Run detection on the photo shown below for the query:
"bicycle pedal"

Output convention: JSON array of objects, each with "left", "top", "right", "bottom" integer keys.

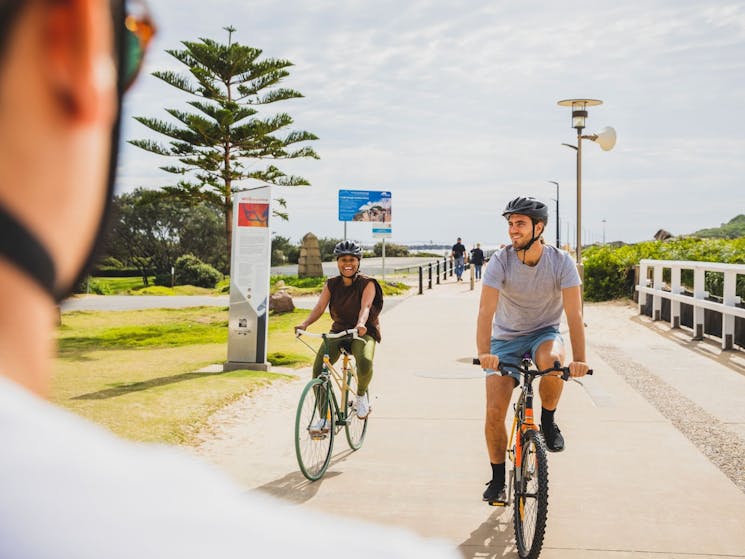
[
  {"left": 487, "top": 500, "right": 507, "bottom": 507},
  {"left": 309, "top": 433, "right": 328, "bottom": 440}
]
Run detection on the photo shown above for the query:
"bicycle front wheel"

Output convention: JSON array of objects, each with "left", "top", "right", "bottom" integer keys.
[
  {"left": 295, "top": 378, "right": 335, "bottom": 481},
  {"left": 513, "top": 429, "right": 549, "bottom": 559},
  {"left": 343, "top": 369, "right": 368, "bottom": 450}
]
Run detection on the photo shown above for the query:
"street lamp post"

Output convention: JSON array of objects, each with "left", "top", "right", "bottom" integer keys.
[
  {"left": 548, "top": 180, "right": 560, "bottom": 248},
  {"left": 602, "top": 218, "right": 607, "bottom": 245},
  {"left": 557, "top": 98, "right": 616, "bottom": 277}
]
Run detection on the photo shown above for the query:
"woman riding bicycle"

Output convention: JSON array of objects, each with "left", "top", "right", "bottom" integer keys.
[{"left": 295, "top": 240, "right": 383, "bottom": 424}]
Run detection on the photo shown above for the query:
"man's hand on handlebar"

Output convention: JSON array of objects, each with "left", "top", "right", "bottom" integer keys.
[
  {"left": 478, "top": 353, "right": 500, "bottom": 370},
  {"left": 356, "top": 323, "right": 367, "bottom": 337},
  {"left": 567, "top": 361, "right": 590, "bottom": 377}
]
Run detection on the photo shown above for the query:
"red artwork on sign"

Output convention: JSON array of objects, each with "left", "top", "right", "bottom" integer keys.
[{"left": 237, "top": 202, "right": 269, "bottom": 227}]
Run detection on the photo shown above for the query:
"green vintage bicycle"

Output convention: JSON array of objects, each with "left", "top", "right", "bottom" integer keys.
[{"left": 294, "top": 329, "right": 369, "bottom": 481}]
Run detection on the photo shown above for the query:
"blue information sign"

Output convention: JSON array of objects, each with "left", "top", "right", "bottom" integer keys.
[{"left": 338, "top": 190, "right": 392, "bottom": 223}]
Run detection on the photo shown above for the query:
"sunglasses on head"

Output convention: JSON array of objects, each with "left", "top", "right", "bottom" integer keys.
[{"left": 115, "top": 0, "right": 156, "bottom": 91}]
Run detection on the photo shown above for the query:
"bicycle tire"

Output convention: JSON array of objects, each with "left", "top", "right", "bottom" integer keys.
[
  {"left": 295, "top": 378, "right": 335, "bottom": 481},
  {"left": 513, "top": 429, "right": 549, "bottom": 559},
  {"left": 343, "top": 368, "right": 368, "bottom": 450}
]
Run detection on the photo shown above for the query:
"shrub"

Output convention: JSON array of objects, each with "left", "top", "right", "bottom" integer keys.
[
  {"left": 271, "top": 236, "right": 300, "bottom": 264},
  {"left": 88, "top": 278, "right": 112, "bottom": 295},
  {"left": 583, "top": 246, "right": 635, "bottom": 301},
  {"left": 373, "top": 242, "right": 409, "bottom": 257},
  {"left": 582, "top": 237, "right": 745, "bottom": 301},
  {"left": 271, "top": 249, "right": 287, "bottom": 266},
  {"left": 174, "top": 254, "right": 222, "bottom": 288}
]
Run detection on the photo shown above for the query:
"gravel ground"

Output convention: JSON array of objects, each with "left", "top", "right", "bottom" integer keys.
[{"left": 598, "top": 343, "right": 745, "bottom": 494}]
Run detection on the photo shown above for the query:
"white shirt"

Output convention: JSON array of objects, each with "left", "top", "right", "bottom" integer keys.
[{"left": 0, "top": 377, "right": 458, "bottom": 559}]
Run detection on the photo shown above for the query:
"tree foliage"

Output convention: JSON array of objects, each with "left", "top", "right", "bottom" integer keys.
[
  {"left": 271, "top": 235, "right": 299, "bottom": 265},
  {"left": 129, "top": 27, "right": 319, "bottom": 261},
  {"left": 692, "top": 214, "right": 745, "bottom": 239},
  {"left": 102, "top": 189, "right": 226, "bottom": 283}
]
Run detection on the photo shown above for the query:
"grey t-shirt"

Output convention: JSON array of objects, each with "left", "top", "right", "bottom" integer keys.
[{"left": 482, "top": 244, "right": 581, "bottom": 340}]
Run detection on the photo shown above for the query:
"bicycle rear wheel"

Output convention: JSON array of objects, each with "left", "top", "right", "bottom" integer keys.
[
  {"left": 513, "top": 429, "right": 549, "bottom": 559},
  {"left": 343, "top": 368, "right": 368, "bottom": 450},
  {"left": 295, "top": 378, "right": 335, "bottom": 481}
]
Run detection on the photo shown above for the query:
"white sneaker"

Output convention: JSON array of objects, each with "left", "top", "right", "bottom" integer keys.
[
  {"left": 309, "top": 418, "right": 330, "bottom": 434},
  {"left": 355, "top": 393, "right": 370, "bottom": 419}
]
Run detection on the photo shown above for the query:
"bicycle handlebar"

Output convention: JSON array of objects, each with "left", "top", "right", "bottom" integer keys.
[
  {"left": 295, "top": 328, "right": 360, "bottom": 340},
  {"left": 472, "top": 358, "right": 593, "bottom": 381}
]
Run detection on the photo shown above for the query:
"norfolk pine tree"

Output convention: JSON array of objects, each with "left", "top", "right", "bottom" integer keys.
[{"left": 129, "top": 27, "right": 318, "bottom": 261}]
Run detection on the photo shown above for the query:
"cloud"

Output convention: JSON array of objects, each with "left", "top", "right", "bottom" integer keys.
[{"left": 119, "top": 0, "right": 745, "bottom": 245}]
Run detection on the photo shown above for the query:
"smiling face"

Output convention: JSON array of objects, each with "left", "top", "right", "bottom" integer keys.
[
  {"left": 507, "top": 213, "right": 544, "bottom": 250},
  {"left": 337, "top": 255, "right": 360, "bottom": 278}
]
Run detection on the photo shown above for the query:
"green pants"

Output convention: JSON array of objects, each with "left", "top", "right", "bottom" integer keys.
[{"left": 312, "top": 334, "right": 376, "bottom": 395}]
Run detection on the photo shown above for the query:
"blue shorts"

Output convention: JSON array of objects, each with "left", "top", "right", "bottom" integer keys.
[{"left": 485, "top": 326, "right": 563, "bottom": 384}]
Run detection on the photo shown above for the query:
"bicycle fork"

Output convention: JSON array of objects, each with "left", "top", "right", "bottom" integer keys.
[{"left": 508, "top": 390, "right": 538, "bottom": 507}]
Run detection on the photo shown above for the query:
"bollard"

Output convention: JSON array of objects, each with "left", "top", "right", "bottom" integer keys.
[
  {"left": 436, "top": 261, "right": 440, "bottom": 285},
  {"left": 443, "top": 258, "right": 448, "bottom": 281},
  {"left": 418, "top": 266, "right": 423, "bottom": 295},
  {"left": 428, "top": 263, "right": 433, "bottom": 289}
]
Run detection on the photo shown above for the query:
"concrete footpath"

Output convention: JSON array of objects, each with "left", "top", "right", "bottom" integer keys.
[{"left": 194, "top": 280, "right": 745, "bottom": 559}]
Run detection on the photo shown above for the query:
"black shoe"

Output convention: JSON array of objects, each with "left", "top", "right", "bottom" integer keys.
[
  {"left": 482, "top": 480, "right": 507, "bottom": 506},
  {"left": 541, "top": 422, "right": 565, "bottom": 452}
]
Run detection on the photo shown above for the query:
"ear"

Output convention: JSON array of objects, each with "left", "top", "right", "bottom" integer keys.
[{"left": 43, "top": 0, "right": 116, "bottom": 123}]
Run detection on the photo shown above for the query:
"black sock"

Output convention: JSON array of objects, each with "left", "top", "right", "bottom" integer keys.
[
  {"left": 541, "top": 407, "right": 556, "bottom": 426},
  {"left": 491, "top": 462, "right": 505, "bottom": 486}
]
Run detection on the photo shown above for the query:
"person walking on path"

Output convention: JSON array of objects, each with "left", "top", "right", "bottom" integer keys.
[
  {"left": 470, "top": 243, "right": 485, "bottom": 280},
  {"left": 295, "top": 240, "right": 383, "bottom": 427},
  {"left": 451, "top": 237, "right": 467, "bottom": 282},
  {"left": 475, "top": 197, "right": 591, "bottom": 505},
  {"left": 0, "top": 3, "right": 457, "bottom": 557}
]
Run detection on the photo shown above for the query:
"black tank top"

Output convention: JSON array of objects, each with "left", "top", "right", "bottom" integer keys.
[{"left": 327, "top": 274, "right": 383, "bottom": 342}]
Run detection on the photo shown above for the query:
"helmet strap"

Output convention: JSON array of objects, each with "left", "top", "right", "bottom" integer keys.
[
  {"left": 0, "top": 205, "right": 57, "bottom": 300},
  {"left": 516, "top": 221, "right": 541, "bottom": 263}
]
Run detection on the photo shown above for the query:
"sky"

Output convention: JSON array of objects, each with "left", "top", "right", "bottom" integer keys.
[{"left": 117, "top": 0, "right": 745, "bottom": 248}]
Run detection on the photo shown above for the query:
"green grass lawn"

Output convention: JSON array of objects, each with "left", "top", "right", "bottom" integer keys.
[{"left": 54, "top": 307, "right": 331, "bottom": 444}]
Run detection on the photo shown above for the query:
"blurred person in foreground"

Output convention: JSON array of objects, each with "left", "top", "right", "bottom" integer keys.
[{"left": 0, "top": 1, "right": 458, "bottom": 557}]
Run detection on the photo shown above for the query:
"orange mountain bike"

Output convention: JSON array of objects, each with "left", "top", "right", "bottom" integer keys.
[{"left": 474, "top": 355, "right": 593, "bottom": 559}]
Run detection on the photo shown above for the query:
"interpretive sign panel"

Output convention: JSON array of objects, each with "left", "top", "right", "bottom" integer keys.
[
  {"left": 338, "top": 190, "right": 392, "bottom": 223},
  {"left": 227, "top": 186, "right": 271, "bottom": 369}
]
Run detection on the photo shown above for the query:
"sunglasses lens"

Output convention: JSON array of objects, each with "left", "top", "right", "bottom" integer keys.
[
  {"left": 123, "top": 26, "right": 143, "bottom": 89},
  {"left": 121, "top": 3, "right": 155, "bottom": 91}
]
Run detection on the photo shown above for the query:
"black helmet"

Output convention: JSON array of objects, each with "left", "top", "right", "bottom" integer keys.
[
  {"left": 502, "top": 197, "right": 549, "bottom": 224},
  {"left": 333, "top": 240, "right": 363, "bottom": 259}
]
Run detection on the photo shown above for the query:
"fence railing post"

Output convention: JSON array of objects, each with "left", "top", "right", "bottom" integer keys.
[
  {"left": 693, "top": 266, "right": 705, "bottom": 340},
  {"left": 418, "top": 266, "right": 423, "bottom": 295},
  {"left": 652, "top": 264, "right": 663, "bottom": 321},
  {"left": 428, "top": 263, "right": 432, "bottom": 290},
  {"left": 670, "top": 265, "right": 681, "bottom": 329},
  {"left": 436, "top": 261, "right": 440, "bottom": 285},
  {"left": 723, "top": 270, "right": 737, "bottom": 349}
]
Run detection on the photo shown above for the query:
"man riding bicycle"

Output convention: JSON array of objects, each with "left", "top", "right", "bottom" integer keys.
[
  {"left": 476, "top": 196, "right": 590, "bottom": 505},
  {"left": 295, "top": 241, "right": 383, "bottom": 431}
]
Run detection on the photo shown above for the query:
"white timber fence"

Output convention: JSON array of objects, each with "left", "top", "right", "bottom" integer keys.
[{"left": 636, "top": 259, "right": 745, "bottom": 350}]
